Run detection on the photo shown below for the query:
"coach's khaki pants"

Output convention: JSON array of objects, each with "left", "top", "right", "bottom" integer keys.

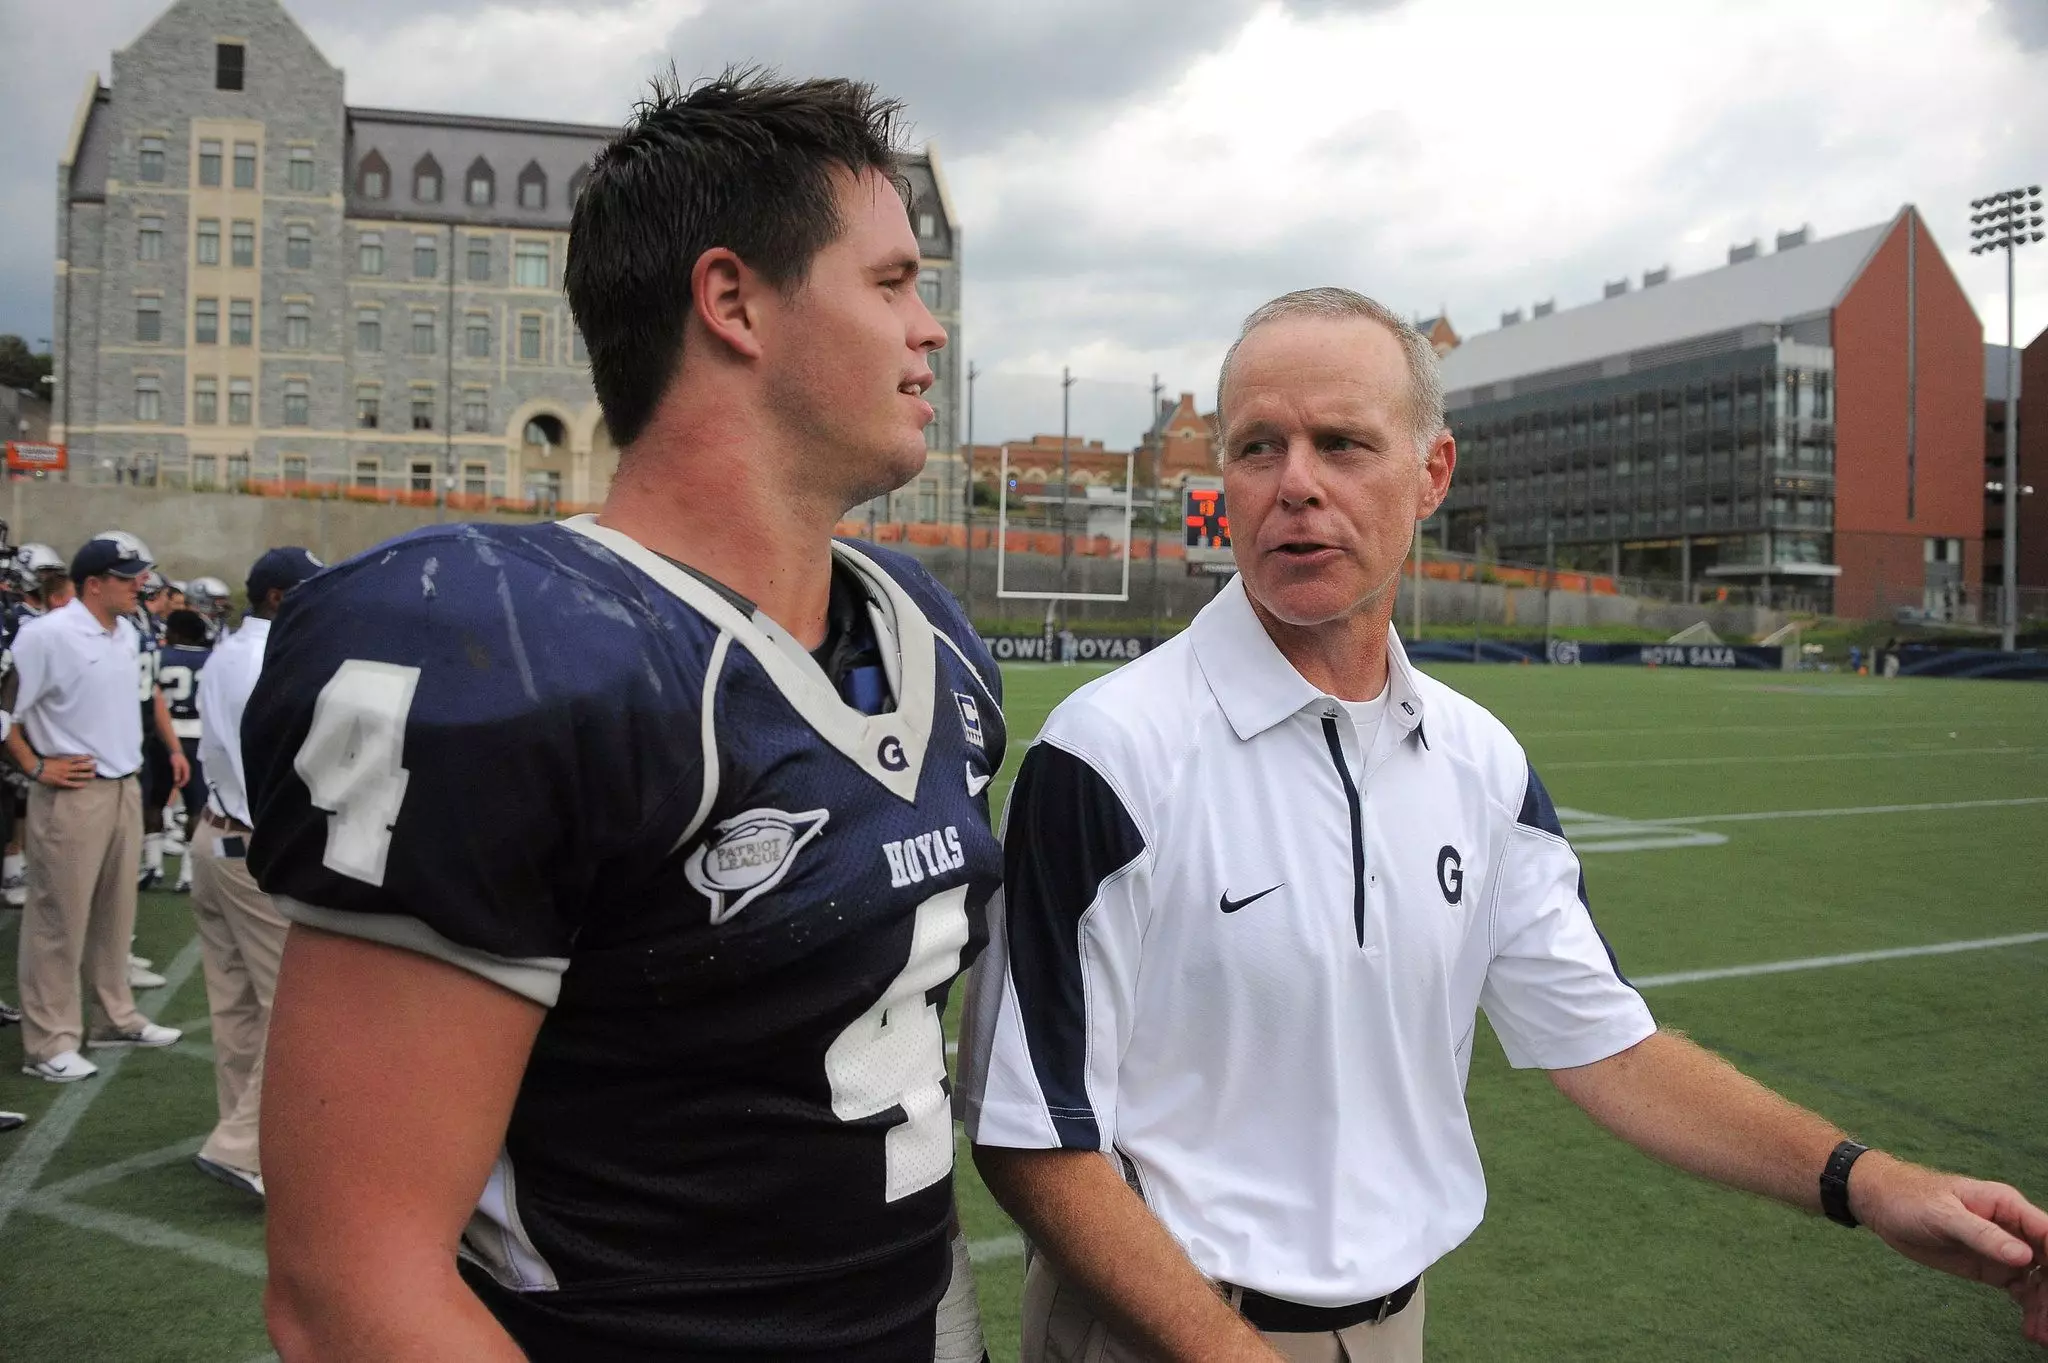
[
  {"left": 1022, "top": 1254, "right": 1425, "bottom": 1363},
  {"left": 17, "top": 777, "right": 148, "bottom": 1063},
  {"left": 188, "top": 819, "right": 289, "bottom": 1175}
]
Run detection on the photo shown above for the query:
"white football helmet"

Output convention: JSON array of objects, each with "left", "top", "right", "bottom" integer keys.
[{"left": 188, "top": 575, "right": 233, "bottom": 620}]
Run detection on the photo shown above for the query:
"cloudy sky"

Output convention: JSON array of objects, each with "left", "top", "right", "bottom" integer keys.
[{"left": 3, "top": 0, "right": 2047, "bottom": 446}]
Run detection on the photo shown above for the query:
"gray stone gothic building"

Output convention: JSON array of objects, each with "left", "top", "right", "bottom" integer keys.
[{"left": 52, "top": 0, "right": 965, "bottom": 514}]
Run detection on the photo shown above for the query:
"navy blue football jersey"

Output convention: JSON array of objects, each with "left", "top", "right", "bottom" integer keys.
[
  {"left": 157, "top": 644, "right": 210, "bottom": 736},
  {"left": 243, "top": 517, "right": 1007, "bottom": 1362}
]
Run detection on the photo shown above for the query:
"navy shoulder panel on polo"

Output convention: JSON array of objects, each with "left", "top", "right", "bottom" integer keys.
[
  {"left": 1517, "top": 764, "right": 1631, "bottom": 985},
  {"left": 1001, "top": 740, "right": 1147, "bottom": 1149}
]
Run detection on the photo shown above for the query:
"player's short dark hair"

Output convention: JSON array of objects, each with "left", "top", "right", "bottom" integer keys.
[
  {"left": 566, "top": 67, "right": 907, "bottom": 449},
  {"left": 165, "top": 609, "right": 209, "bottom": 646}
]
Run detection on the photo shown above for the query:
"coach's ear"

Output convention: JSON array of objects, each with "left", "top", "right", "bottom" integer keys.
[
  {"left": 691, "top": 246, "right": 766, "bottom": 362},
  {"left": 1419, "top": 428, "right": 1456, "bottom": 520}
]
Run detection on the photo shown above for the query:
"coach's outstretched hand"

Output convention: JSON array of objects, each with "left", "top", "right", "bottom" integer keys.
[{"left": 1849, "top": 1153, "right": 2048, "bottom": 1345}]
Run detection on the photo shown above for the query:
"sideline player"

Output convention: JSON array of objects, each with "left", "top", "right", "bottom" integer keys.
[
  {"left": 155, "top": 609, "right": 212, "bottom": 893},
  {"left": 247, "top": 71, "right": 1002, "bottom": 1361}
]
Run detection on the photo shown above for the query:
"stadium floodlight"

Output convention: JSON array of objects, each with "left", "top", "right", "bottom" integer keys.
[{"left": 1971, "top": 184, "right": 2043, "bottom": 651}]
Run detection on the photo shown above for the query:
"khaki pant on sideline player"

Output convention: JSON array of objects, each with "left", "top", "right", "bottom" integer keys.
[
  {"left": 17, "top": 777, "right": 148, "bottom": 1062},
  {"left": 188, "top": 817, "right": 290, "bottom": 1175},
  {"left": 1020, "top": 1253, "right": 1425, "bottom": 1363}
]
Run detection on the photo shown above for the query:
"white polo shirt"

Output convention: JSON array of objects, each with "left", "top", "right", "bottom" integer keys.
[
  {"left": 9, "top": 599, "right": 147, "bottom": 778},
  {"left": 959, "top": 575, "right": 1655, "bottom": 1308},
  {"left": 196, "top": 615, "right": 269, "bottom": 827}
]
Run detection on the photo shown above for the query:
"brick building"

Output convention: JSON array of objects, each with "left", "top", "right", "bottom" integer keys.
[
  {"left": 52, "top": 0, "right": 964, "bottom": 515},
  {"left": 1437, "top": 210, "right": 1984, "bottom": 618}
]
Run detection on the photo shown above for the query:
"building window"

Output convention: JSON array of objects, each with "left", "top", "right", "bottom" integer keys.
[
  {"left": 411, "top": 391, "right": 434, "bottom": 431},
  {"left": 137, "top": 215, "right": 163, "bottom": 261},
  {"left": 466, "top": 238, "right": 490, "bottom": 281},
  {"left": 356, "top": 307, "right": 380, "bottom": 352},
  {"left": 354, "top": 459, "right": 379, "bottom": 490},
  {"left": 358, "top": 231, "right": 383, "bottom": 275},
  {"left": 135, "top": 297, "right": 162, "bottom": 343},
  {"left": 518, "top": 314, "right": 542, "bottom": 362},
  {"left": 414, "top": 240, "right": 437, "bottom": 279},
  {"left": 194, "top": 377, "right": 218, "bottom": 424},
  {"left": 216, "top": 42, "right": 245, "bottom": 91},
  {"left": 286, "top": 222, "right": 312, "bottom": 268},
  {"left": 195, "top": 298, "right": 218, "bottom": 345},
  {"left": 414, "top": 154, "right": 442, "bottom": 203},
  {"left": 570, "top": 327, "right": 587, "bottom": 364},
  {"left": 463, "top": 462, "right": 488, "bottom": 497},
  {"left": 226, "top": 453, "right": 249, "bottom": 485},
  {"left": 358, "top": 150, "right": 388, "bottom": 200},
  {"left": 227, "top": 377, "right": 252, "bottom": 425},
  {"left": 139, "top": 135, "right": 165, "bottom": 182},
  {"left": 134, "top": 376, "right": 162, "bottom": 422},
  {"left": 283, "top": 378, "right": 310, "bottom": 426},
  {"left": 514, "top": 241, "right": 548, "bottom": 288},
  {"left": 409, "top": 462, "right": 434, "bottom": 494},
  {"left": 517, "top": 160, "right": 546, "bottom": 210},
  {"left": 411, "top": 310, "right": 436, "bottom": 355},
  {"left": 917, "top": 275, "right": 940, "bottom": 309},
  {"left": 288, "top": 147, "right": 314, "bottom": 192},
  {"left": 229, "top": 299, "right": 252, "bottom": 346},
  {"left": 233, "top": 142, "right": 257, "bottom": 189},
  {"left": 197, "top": 139, "right": 221, "bottom": 186},
  {"left": 231, "top": 220, "right": 255, "bottom": 268},
  {"left": 285, "top": 300, "right": 310, "bottom": 349},
  {"left": 192, "top": 454, "right": 219, "bottom": 489},
  {"left": 465, "top": 315, "right": 490, "bottom": 358},
  {"left": 917, "top": 211, "right": 936, "bottom": 239},
  {"left": 466, "top": 157, "right": 494, "bottom": 206},
  {"left": 356, "top": 386, "right": 380, "bottom": 429},
  {"left": 462, "top": 390, "right": 489, "bottom": 432},
  {"left": 283, "top": 455, "right": 308, "bottom": 484},
  {"left": 197, "top": 218, "right": 220, "bottom": 265}
]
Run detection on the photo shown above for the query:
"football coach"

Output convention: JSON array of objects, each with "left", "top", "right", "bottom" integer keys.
[{"left": 959, "top": 288, "right": 2048, "bottom": 1362}]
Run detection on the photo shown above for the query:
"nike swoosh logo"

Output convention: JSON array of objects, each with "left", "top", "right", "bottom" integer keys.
[
  {"left": 966, "top": 765, "right": 992, "bottom": 797},
  {"left": 1219, "top": 884, "right": 1283, "bottom": 914}
]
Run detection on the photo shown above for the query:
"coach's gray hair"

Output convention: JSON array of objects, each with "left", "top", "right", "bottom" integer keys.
[{"left": 1216, "top": 287, "right": 1446, "bottom": 462}]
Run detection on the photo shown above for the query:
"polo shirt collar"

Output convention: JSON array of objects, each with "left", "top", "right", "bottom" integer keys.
[
  {"left": 56, "top": 598, "right": 117, "bottom": 638},
  {"left": 1190, "top": 574, "right": 1428, "bottom": 745}
]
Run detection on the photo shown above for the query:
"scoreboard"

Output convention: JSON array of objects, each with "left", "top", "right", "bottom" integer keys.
[{"left": 1182, "top": 476, "right": 1233, "bottom": 567}]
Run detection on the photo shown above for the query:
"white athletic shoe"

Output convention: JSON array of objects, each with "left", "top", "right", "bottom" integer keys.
[
  {"left": 193, "top": 1154, "right": 265, "bottom": 1199},
  {"left": 87, "top": 1022, "right": 181, "bottom": 1049},
  {"left": 128, "top": 962, "right": 167, "bottom": 989},
  {"left": 173, "top": 869, "right": 192, "bottom": 893},
  {"left": 1, "top": 872, "right": 24, "bottom": 908},
  {"left": 129, "top": 952, "right": 153, "bottom": 970},
  {"left": 23, "top": 1050, "right": 99, "bottom": 1082}
]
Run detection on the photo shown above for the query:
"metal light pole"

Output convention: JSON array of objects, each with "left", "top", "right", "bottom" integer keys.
[
  {"left": 1058, "top": 365, "right": 1075, "bottom": 598},
  {"left": 1148, "top": 374, "right": 1163, "bottom": 640},
  {"left": 963, "top": 360, "right": 978, "bottom": 620},
  {"left": 1971, "top": 185, "right": 2043, "bottom": 651}
]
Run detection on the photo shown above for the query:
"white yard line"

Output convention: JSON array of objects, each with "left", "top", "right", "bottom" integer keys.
[
  {"left": 0, "top": 936, "right": 204, "bottom": 1239},
  {"left": 32, "top": 1137, "right": 202, "bottom": 1200},
  {"left": 1548, "top": 745, "right": 2045, "bottom": 771},
  {"left": 20, "top": 1194, "right": 267, "bottom": 1277},
  {"left": 969, "top": 1233, "right": 1026, "bottom": 1263},
  {"left": 1628, "top": 796, "right": 2048, "bottom": 826},
  {"left": 1632, "top": 932, "right": 2048, "bottom": 989}
]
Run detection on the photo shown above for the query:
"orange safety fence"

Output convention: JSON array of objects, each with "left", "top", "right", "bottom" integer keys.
[
  {"left": 830, "top": 522, "right": 1193, "bottom": 560},
  {"left": 236, "top": 479, "right": 603, "bottom": 518}
]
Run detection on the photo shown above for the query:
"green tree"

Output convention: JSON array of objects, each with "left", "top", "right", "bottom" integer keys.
[{"left": 0, "top": 335, "right": 52, "bottom": 393}]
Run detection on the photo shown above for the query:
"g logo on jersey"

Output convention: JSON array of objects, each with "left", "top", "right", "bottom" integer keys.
[
  {"left": 877, "top": 735, "right": 908, "bottom": 772},
  {"left": 684, "top": 807, "right": 830, "bottom": 925},
  {"left": 1437, "top": 845, "right": 1464, "bottom": 905}
]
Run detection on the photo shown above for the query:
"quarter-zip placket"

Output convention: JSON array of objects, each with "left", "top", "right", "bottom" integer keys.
[{"left": 1319, "top": 712, "right": 1367, "bottom": 948}]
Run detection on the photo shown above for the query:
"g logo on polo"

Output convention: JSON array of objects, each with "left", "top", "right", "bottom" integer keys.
[
  {"left": 1436, "top": 845, "right": 1464, "bottom": 905},
  {"left": 684, "top": 807, "right": 829, "bottom": 925},
  {"left": 877, "top": 735, "right": 909, "bottom": 772}
]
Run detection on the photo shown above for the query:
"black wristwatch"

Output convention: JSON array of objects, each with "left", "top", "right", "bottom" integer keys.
[{"left": 1820, "top": 1139, "right": 1870, "bottom": 1227}]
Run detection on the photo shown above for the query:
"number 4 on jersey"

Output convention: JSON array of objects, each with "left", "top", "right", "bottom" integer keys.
[{"left": 294, "top": 659, "right": 421, "bottom": 887}]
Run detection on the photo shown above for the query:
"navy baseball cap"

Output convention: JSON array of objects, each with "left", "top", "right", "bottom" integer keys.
[
  {"left": 71, "top": 537, "right": 152, "bottom": 584},
  {"left": 247, "top": 546, "right": 324, "bottom": 600}
]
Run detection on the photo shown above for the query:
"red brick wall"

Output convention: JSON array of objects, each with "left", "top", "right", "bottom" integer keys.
[{"left": 1831, "top": 209, "right": 1984, "bottom": 617}]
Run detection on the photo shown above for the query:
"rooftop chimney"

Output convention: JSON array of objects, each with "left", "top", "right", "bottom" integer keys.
[
  {"left": 1532, "top": 298, "right": 1555, "bottom": 318},
  {"left": 1728, "top": 239, "right": 1760, "bottom": 265},
  {"left": 1775, "top": 224, "right": 1811, "bottom": 251},
  {"left": 1501, "top": 307, "right": 1523, "bottom": 327},
  {"left": 1643, "top": 265, "right": 1670, "bottom": 287},
  {"left": 1604, "top": 278, "right": 1630, "bottom": 298}
]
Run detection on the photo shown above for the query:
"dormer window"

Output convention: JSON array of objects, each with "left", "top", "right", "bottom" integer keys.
[
  {"left": 358, "top": 149, "right": 389, "bottom": 200},
  {"left": 414, "top": 154, "right": 442, "bottom": 203},
  {"left": 517, "top": 160, "right": 546, "bottom": 211},
  {"left": 466, "top": 157, "right": 495, "bottom": 207}
]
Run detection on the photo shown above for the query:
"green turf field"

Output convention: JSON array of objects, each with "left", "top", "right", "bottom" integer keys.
[{"left": 2, "top": 662, "right": 2045, "bottom": 1361}]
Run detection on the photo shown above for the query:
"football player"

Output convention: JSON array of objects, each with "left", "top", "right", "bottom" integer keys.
[
  {"left": 248, "top": 71, "right": 1001, "bottom": 1362},
  {"left": 156, "top": 609, "right": 212, "bottom": 893},
  {"left": 0, "top": 543, "right": 70, "bottom": 908},
  {"left": 186, "top": 577, "right": 232, "bottom": 643}
]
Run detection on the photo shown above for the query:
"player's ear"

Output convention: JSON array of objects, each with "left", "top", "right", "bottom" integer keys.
[{"left": 690, "top": 246, "right": 766, "bottom": 362}]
